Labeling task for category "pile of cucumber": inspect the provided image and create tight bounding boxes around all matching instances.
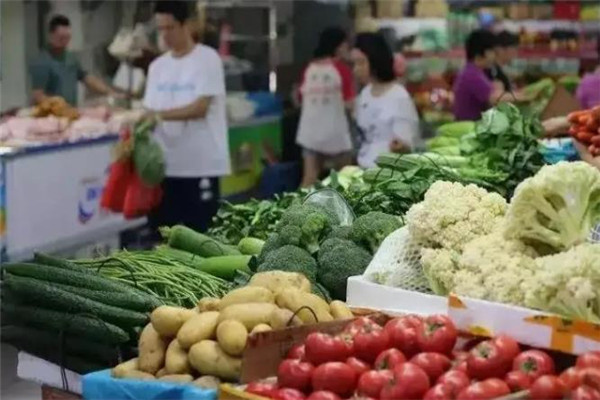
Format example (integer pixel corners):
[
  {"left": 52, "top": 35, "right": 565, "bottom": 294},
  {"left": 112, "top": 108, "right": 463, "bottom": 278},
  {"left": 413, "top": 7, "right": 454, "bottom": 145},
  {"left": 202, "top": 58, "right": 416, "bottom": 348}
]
[{"left": 1, "top": 253, "right": 161, "bottom": 374}]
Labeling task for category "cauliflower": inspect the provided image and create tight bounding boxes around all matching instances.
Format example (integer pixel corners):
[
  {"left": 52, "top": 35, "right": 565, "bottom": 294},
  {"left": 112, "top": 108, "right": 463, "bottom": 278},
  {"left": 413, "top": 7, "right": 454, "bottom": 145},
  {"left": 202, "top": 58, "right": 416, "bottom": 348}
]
[
  {"left": 504, "top": 161, "right": 600, "bottom": 255},
  {"left": 522, "top": 243, "right": 600, "bottom": 323},
  {"left": 420, "top": 247, "right": 461, "bottom": 295},
  {"left": 407, "top": 181, "right": 507, "bottom": 252}
]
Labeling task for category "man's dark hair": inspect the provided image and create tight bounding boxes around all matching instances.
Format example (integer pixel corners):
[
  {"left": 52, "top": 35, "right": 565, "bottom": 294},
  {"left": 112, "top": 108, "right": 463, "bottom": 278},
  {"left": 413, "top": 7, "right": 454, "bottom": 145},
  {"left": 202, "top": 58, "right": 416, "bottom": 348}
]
[
  {"left": 154, "top": 0, "right": 190, "bottom": 24},
  {"left": 49, "top": 15, "right": 70, "bottom": 32},
  {"left": 495, "top": 30, "right": 519, "bottom": 48},
  {"left": 465, "top": 29, "right": 497, "bottom": 61},
  {"left": 313, "top": 27, "right": 347, "bottom": 58},
  {"left": 354, "top": 32, "right": 395, "bottom": 82}
]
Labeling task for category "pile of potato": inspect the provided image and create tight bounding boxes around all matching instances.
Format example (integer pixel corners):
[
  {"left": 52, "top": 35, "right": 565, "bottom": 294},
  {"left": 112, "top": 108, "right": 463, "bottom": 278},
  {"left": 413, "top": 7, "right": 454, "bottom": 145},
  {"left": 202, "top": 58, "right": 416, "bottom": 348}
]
[{"left": 111, "top": 271, "right": 353, "bottom": 385}]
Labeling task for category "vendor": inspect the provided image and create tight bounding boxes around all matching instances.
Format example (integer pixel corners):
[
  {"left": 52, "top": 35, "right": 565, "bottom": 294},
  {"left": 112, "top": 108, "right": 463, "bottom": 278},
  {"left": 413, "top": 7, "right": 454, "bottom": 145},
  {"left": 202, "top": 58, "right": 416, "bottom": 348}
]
[
  {"left": 453, "top": 30, "right": 534, "bottom": 121},
  {"left": 296, "top": 27, "right": 355, "bottom": 188},
  {"left": 29, "top": 15, "right": 119, "bottom": 106},
  {"left": 143, "top": 0, "right": 230, "bottom": 233},
  {"left": 487, "top": 30, "right": 519, "bottom": 93},
  {"left": 576, "top": 36, "right": 600, "bottom": 109},
  {"left": 352, "top": 33, "right": 420, "bottom": 168}
]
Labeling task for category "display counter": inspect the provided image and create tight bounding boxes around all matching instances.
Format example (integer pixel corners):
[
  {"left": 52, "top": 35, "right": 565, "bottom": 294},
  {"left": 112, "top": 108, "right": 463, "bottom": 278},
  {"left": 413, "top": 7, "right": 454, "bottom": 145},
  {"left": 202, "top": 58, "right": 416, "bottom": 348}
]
[{"left": 0, "top": 115, "right": 281, "bottom": 262}]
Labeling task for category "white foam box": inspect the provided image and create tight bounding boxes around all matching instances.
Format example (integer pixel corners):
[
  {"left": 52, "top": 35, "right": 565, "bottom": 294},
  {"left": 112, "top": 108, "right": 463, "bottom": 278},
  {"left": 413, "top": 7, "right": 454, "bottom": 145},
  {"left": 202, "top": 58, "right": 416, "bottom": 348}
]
[
  {"left": 448, "top": 294, "right": 600, "bottom": 355},
  {"left": 346, "top": 275, "right": 446, "bottom": 316},
  {"left": 17, "top": 352, "right": 82, "bottom": 395}
]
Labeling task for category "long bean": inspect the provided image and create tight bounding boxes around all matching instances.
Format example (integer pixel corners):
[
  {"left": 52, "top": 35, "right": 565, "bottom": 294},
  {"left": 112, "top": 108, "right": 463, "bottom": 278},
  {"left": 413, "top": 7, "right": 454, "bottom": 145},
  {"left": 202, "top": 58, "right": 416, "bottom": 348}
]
[{"left": 74, "top": 250, "right": 232, "bottom": 308}]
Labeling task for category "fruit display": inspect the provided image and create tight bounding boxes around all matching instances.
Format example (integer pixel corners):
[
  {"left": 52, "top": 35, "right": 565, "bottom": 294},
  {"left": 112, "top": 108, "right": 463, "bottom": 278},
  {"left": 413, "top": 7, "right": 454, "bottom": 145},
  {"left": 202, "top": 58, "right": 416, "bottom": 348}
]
[{"left": 245, "top": 315, "right": 600, "bottom": 400}]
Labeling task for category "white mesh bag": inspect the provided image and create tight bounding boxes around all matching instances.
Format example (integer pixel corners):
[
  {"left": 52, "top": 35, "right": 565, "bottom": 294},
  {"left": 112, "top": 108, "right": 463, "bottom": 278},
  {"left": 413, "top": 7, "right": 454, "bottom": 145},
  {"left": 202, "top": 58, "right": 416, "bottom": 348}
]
[{"left": 362, "top": 226, "right": 432, "bottom": 293}]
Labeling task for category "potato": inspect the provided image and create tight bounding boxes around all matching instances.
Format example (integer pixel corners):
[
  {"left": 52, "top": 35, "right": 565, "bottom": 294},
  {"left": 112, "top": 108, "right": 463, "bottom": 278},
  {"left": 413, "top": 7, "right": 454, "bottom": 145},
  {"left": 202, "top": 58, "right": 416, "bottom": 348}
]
[
  {"left": 197, "top": 297, "right": 221, "bottom": 312},
  {"left": 138, "top": 323, "right": 168, "bottom": 374},
  {"left": 250, "top": 324, "right": 272, "bottom": 334},
  {"left": 193, "top": 376, "right": 221, "bottom": 389},
  {"left": 330, "top": 300, "right": 354, "bottom": 320},
  {"left": 165, "top": 339, "right": 191, "bottom": 374},
  {"left": 158, "top": 374, "right": 194, "bottom": 383},
  {"left": 269, "top": 307, "right": 302, "bottom": 330},
  {"left": 151, "top": 306, "right": 196, "bottom": 337},
  {"left": 276, "top": 289, "right": 333, "bottom": 324},
  {"left": 249, "top": 271, "right": 311, "bottom": 294},
  {"left": 156, "top": 368, "right": 168, "bottom": 378},
  {"left": 218, "top": 303, "right": 277, "bottom": 330},
  {"left": 218, "top": 287, "right": 274, "bottom": 310},
  {"left": 119, "top": 370, "right": 155, "bottom": 380},
  {"left": 177, "top": 311, "right": 220, "bottom": 349},
  {"left": 111, "top": 358, "right": 138, "bottom": 378},
  {"left": 188, "top": 340, "right": 242, "bottom": 381},
  {"left": 216, "top": 320, "right": 248, "bottom": 356}
]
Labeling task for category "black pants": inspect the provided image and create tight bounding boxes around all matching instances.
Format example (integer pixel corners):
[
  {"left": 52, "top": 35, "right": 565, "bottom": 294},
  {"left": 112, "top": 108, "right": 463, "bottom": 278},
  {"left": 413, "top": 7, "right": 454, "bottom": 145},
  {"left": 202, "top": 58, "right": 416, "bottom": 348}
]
[{"left": 149, "top": 177, "right": 220, "bottom": 235}]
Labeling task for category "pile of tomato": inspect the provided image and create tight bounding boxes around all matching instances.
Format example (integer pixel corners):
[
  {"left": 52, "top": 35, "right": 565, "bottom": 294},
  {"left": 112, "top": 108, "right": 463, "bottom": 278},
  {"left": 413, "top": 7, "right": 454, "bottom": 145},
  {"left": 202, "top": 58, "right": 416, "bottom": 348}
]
[
  {"left": 568, "top": 106, "right": 600, "bottom": 156},
  {"left": 244, "top": 314, "right": 600, "bottom": 400}
]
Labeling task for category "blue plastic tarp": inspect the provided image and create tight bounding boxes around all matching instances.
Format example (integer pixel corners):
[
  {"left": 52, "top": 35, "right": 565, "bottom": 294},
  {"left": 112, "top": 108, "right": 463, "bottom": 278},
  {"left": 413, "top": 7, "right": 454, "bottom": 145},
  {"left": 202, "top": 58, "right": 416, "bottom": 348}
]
[{"left": 83, "top": 370, "right": 217, "bottom": 400}]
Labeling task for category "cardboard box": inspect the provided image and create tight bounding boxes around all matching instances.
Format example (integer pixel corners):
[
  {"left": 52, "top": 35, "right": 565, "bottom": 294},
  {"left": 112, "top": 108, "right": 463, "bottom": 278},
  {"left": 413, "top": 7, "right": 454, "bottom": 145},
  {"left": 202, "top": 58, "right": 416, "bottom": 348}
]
[
  {"left": 346, "top": 275, "right": 447, "bottom": 316},
  {"left": 448, "top": 294, "right": 600, "bottom": 355},
  {"left": 541, "top": 85, "right": 582, "bottom": 120}
]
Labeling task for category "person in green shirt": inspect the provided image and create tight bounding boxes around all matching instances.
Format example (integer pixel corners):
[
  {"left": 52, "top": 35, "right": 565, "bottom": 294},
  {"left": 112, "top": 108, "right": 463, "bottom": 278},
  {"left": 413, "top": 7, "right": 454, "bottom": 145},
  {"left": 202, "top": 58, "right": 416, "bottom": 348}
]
[{"left": 29, "top": 15, "right": 120, "bottom": 106}]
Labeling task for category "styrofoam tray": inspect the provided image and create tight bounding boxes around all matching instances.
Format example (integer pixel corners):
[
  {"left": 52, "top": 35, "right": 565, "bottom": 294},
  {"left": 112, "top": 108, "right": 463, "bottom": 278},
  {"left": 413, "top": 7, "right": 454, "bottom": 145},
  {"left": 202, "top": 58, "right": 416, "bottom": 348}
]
[
  {"left": 346, "top": 275, "right": 446, "bottom": 315},
  {"left": 17, "top": 352, "right": 82, "bottom": 394}
]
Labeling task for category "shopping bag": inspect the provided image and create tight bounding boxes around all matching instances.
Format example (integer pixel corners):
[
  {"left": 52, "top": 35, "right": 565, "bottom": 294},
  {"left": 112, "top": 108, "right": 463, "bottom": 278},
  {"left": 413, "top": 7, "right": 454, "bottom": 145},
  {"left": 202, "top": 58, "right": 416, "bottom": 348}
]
[
  {"left": 100, "top": 159, "right": 133, "bottom": 212},
  {"left": 122, "top": 172, "right": 163, "bottom": 219}
]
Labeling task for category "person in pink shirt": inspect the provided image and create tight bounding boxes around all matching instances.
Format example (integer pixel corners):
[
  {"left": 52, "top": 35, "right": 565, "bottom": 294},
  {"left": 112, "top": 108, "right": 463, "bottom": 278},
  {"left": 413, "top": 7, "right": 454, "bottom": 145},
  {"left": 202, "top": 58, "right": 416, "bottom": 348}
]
[
  {"left": 576, "top": 38, "right": 600, "bottom": 109},
  {"left": 296, "top": 27, "right": 355, "bottom": 187}
]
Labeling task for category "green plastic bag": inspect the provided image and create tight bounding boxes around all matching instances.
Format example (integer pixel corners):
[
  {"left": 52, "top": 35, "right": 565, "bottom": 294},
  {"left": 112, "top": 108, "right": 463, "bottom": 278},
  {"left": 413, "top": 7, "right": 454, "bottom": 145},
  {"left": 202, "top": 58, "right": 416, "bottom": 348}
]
[{"left": 132, "top": 119, "right": 165, "bottom": 186}]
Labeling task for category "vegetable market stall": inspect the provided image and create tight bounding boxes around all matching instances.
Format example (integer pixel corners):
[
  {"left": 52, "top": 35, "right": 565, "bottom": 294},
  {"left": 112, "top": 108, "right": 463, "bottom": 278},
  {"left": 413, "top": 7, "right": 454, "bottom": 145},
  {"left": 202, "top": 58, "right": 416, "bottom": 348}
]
[{"left": 0, "top": 136, "right": 146, "bottom": 262}]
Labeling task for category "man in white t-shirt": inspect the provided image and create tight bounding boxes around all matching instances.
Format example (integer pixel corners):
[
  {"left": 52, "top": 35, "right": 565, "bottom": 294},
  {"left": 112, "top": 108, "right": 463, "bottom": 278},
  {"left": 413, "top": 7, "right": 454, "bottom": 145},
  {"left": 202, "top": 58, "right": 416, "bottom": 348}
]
[{"left": 143, "top": 0, "right": 230, "bottom": 232}]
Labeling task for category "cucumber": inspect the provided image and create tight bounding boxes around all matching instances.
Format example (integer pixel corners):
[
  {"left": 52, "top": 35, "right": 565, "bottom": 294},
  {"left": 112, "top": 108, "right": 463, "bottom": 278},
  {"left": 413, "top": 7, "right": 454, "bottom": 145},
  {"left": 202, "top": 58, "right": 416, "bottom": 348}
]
[
  {"left": 2, "top": 325, "right": 120, "bottom": 364},
  {"left": 196, "top": 255, "right": 252, "bottom": 280},
  {"left": 52, "top": 282, "right": 161, "bottom": 312},
  {"left": 2, "top": 302, "right": 130, "bottom": 344},
  {"left": 4, "top": 275, "right": 148, "bottom": 327},
  {"left": 160, "top": 225, "right": 241, "bottom": 257},
  {"left": 33, "top": 253, "right": 92, "bottom": 274},
  {"left": 3, "top": 263, "right": 144, "bottom": 294}
]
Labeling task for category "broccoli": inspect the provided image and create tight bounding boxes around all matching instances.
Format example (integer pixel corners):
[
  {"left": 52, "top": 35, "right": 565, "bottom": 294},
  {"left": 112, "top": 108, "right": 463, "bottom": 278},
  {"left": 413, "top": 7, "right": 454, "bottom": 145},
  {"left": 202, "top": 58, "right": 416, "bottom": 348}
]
[
  {"left": 350, "top": 211, "right": 403, "bottom": 254},
  {"left": 257, "top": 225, "right": 304, "bottom": 264},
  {"left": 317, "top": 239, "right": 372, "bottom": 300},
  {"left": 257, "top": 245, "right": 318, "bottom": 282},
  {"left": 325, "top": 225, "right": 352, "bottom": 241},
  {"left": 277, "top": 204, "right": 335, "bottom": 254}
]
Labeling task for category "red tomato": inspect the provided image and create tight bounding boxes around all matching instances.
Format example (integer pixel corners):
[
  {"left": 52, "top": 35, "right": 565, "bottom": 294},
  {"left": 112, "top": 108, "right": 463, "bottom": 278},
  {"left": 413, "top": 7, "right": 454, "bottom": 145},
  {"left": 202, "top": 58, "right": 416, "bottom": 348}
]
[
  {"left": 505, "top": 370, "right": 532, "bottom": 392},
  {"left": 344, "top": 317, "right": 380, "bottom": 336},
  {"left": 437, "top": 370, "right": 470, "bottom": 392},
  {"left": 357, "top": 369, "right": 393, "bottom": 398},
  {"left": 380, "top": 363, "right": 431, "bottom": 400},
  {"left": 346, "top": 357, "right": 370, "bottom": 376},
  {"left": 306, "top": 391, "right": 342, "bottom": 400},
  {"left": 277, "top": 359, "right": 314, "bottom": 392},
  {"left": 411, "top": 352, "right": 452, "bottom": 381},
  {"left": 529, "top": 375, "right": 568, "bottom": 400},
  {"left": 578, "top": 352, "right": 600, "bottom": 369},
  {"left": 512, "top": 350, "right": 555, "bottom": 380},
  {"left": 311, "top": 362, "right": 357, "bottom": 397},
  {"left": 458, "top": 379, "right": 510, "bottom": 400},
  {"left": 453, "top": 351, "right": 469, "bottom": 362},
  {"left": 453, "top": 359, "right": 468, "bottom": 374},
  {"left": 582, "top": 368, "right": 600, "bottom": 391},
  {"left": 384, "top": 316, "right": 422, "bottom": 357},
  {"left": 287, "top": 344, "right": 306, "bottom": 360},
  {"left": 461, "top": 338, "right": 484, "bottom": 352},
  {"left": 572, "top": 385, "right": 600, "bottom": 400},
  {"left": 467, "top": 340, "right": 509, "bottom": 380},
  {"left": 305, "top": 333, "right": 353, "bottom": 365},
  {"left": 353, "top": 326, "right": 390, "bottom": 363},
  {"left": 417, "top": 314, "right": 458, "bottom": 355},
  {"left": 246, "top": 381, "right": 278, "bottom": 398},
  {"left": 492, "top": 334, "right": 520, "bottom": 363},
  {"left": 374, "top": 348, "right": 406, "bottom": 370},
  {"left": 559, "top": 367, "right": 585, "bottom": 390},
  {"left": 274, "top": 388, "right": 306, "bottom": 400},
  {"left": 424, "top": 383, "right": 454, "bottom": 400}
]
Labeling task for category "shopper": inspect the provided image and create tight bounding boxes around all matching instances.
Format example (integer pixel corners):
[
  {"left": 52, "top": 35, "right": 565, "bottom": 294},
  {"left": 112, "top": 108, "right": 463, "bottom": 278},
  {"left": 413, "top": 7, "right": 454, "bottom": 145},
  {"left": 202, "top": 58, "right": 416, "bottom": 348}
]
[
  {"left": 352, "top": 33, "right": 420, "bottom": 168},
  {"left": 29, "top": 15, "right": 120, "bottom": 106},
  {"left": 576, "top": 37, "right": 600, "bottom": 109},
  {"left": 488, "top": 30, "right": 519, "bottom": 92},
  {"left": 296, "top": 27, "right": 355, "bottom": 187},
  {"left": 143, "top": 0, "right": 230, "bottom": 233}
]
